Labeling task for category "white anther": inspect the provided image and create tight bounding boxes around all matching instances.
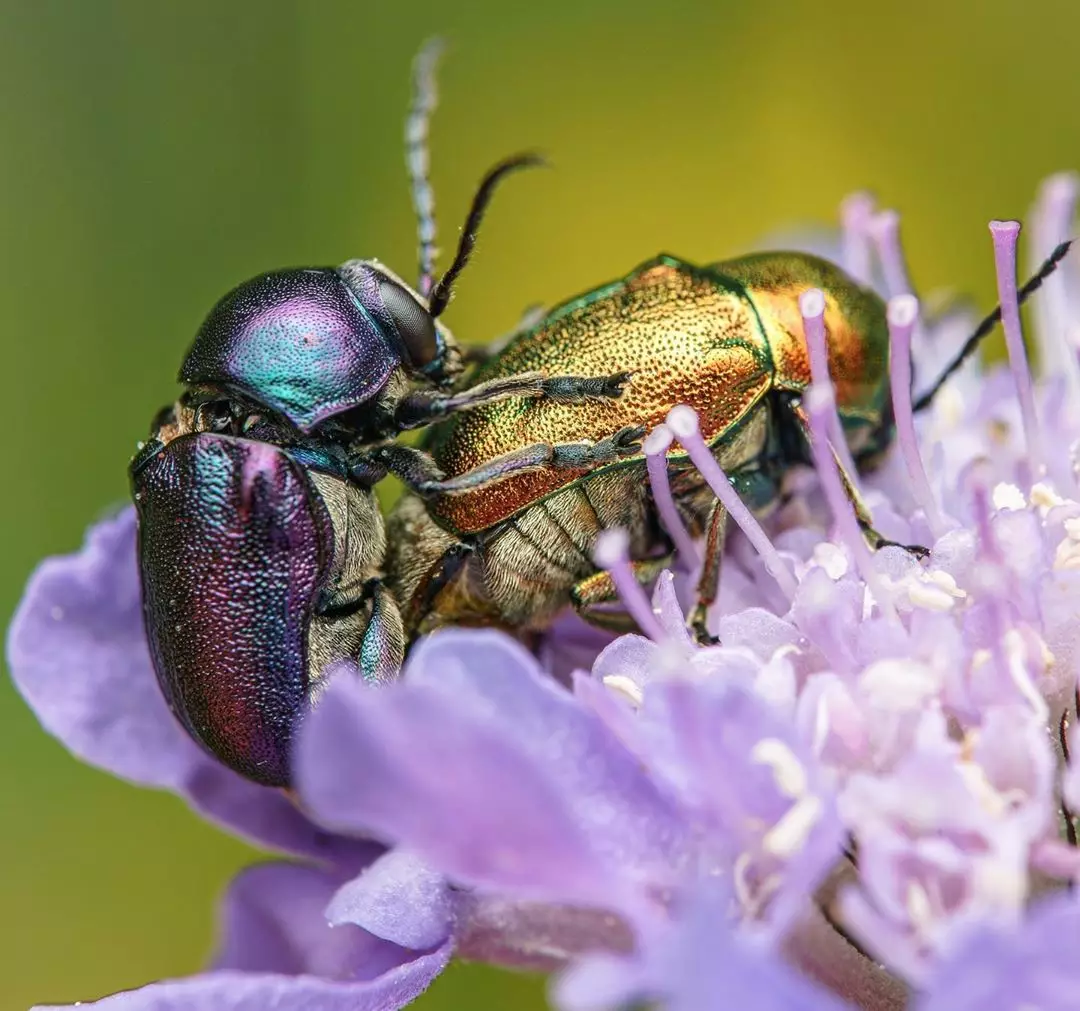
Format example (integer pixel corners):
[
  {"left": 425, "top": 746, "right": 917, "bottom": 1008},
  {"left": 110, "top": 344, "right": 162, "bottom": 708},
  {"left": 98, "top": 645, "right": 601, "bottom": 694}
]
[
  {"left": 813, "top": 542, "right": 849, "bottom": 580},
  {"left": 799, "top": 288, "right": 826, "bottom": 319},
  {"left": 665, "top": 404, "right": 700, "bottom": 439},
  {"left": 992, "top": 482, "right": 1026, "bottom": 511},
  {"left": 601, "top": 674, "right": 644, "bottom": 708},
  {"left": 593, "top": 528, "right": 630, "bottom": 569},
  {"left": 750, "top": 738, "right": 808, "bottom": 798},
  {"left": 762, "top": 795, "right": 824, "bottom": 858},
  {"left": 887, "top": 294, "right": 919, "bottom": 328},
  {"left": 1030, "top": 482, "right": 1064, "bottom": 511},
  {"left": 643, "top": 425, "right": 674, "bottom": 457}
]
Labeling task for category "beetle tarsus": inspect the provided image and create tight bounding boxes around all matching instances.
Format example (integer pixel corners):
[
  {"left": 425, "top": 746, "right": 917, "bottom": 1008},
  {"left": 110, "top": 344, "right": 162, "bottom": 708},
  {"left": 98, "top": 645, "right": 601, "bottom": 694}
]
[{"left": 541, "top": 371, "right": 632, "bottom": 401}]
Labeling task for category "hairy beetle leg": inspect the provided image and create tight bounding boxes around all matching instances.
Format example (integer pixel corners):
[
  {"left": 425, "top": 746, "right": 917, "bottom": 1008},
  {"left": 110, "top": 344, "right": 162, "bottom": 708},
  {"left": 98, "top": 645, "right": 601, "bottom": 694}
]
[
  {"left": 860, "top": 524, "right": 931, "bottom": 560},
  {"left": 461, "top": 304, "right": 547, "bottom": 365},
  {"left": 394, "top": 369, "right": 631, "bottom": 430},
  {"left": 571, "top": 554, "right": 674, "bottom": 634},
  {"left": 366, "top": 425, "right": 645, "bottom": 498},
  {"left": 688, "top": 499, "right": 728, "bottom": 644}
]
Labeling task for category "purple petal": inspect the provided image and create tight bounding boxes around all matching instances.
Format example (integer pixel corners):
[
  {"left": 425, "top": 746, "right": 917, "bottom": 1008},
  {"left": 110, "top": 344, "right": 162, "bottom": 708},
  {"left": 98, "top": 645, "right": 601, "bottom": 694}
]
[
  {"left": 557, "top": 886, "right": 854, "bottom": 1011},
  {"left": 213, "top": 862, "right": 410, "bottom": 980},
  {"left": 6, "top": 508, "right": 356, "bottom": 861},
  {"left": 32, "top": 946, "right": 451, "bottom": 1011},
  {"left": 917, "top": 891, "right": 1080, "bottom": 1011},
  {"left": 297, "top": 667, "right": 621, "bottom": 906},
  {"left": 327, "top": 850, "right": 454, "bottom": 951},
  {"left": 298, "top": 630, "right": 686, "bottom": 907}
]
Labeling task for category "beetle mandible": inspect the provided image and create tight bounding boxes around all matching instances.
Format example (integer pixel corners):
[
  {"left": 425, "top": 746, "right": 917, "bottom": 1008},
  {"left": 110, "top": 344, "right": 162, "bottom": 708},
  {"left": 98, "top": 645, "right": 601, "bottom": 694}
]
[{"left": 131, "top": 42, "right": 640, "bottom": 787}]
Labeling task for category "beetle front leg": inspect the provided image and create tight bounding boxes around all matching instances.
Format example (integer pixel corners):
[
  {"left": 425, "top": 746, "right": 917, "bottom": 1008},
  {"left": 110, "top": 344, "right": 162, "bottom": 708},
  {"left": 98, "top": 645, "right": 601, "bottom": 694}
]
[
  {"left": 394, "top": 369, "right": 632, "bottom": 430},
  {"left": 310, "top": 578, "right": 406, "bottom": 687},
  {"left": 356, "top": 425, "right": 645, "bottom": 497}
]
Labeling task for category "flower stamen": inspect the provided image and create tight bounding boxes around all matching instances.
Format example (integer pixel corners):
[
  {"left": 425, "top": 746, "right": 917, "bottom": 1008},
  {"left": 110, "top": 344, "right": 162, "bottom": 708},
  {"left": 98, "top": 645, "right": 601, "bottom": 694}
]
[
  {"left": 990, "top": 219, "right": 1044, "bottom": 484},
  {"left": 805, "top": 383, "right": 898, "bottom": 623},
  {"left": 665, "top": 405, "right": 798, "bottom": 601},
  {"left": 840, "top": 191, "right": 876, "bottom": 286},
  {"left": 801, "top": 288, "right": 861, "bottom": 488},
  {"left": 888, "top": 294, "right": 945, "bottom": 536},
  {"left": 644, "top": 424, "right": 700, "bottom": 566},
  {"left": 868, "top": 209, "right": 913, "bottom": 299},
  {"left": 593, "top": 528, "right": 667, "bottom": 642}
]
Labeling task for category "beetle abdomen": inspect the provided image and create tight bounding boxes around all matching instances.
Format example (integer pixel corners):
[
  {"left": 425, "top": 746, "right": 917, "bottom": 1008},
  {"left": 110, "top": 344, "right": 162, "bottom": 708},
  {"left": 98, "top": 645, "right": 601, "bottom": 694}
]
[{"left": 132, "top": 433, "right": 332, "bottom": 786}]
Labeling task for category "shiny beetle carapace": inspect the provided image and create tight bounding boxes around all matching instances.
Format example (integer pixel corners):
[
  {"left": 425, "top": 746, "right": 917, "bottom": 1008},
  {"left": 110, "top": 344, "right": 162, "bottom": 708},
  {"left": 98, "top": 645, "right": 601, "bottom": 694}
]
[
  {"left": 131, "top": 43, "right": 637, "bottom": 787},
  {"left": 387, "top": 244, "right": 1070, "bottom": 643}
]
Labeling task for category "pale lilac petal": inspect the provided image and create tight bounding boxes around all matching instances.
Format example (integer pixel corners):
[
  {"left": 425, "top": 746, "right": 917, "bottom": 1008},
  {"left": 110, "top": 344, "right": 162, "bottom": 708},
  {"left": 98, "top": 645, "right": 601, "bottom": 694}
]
[
  {"left": 399, "top": 631, "right": 688, "bottom": 884},
  {"left": 6, "top": 509, "right": 356, "bottom": 861},
  {"left": 213, "top": 862, "right": 409, "bottom": 980},
  {"left": 917, "top": 891, "right": 1080, "bottom": 1011},
  {"left": 327, "top": 850, "right": 454, "bottom": 951},
  {"left": 296, "top": 670, "right": 623, "bottom": 906},
  {"left": 32, "top": 946, "right": 451, "bottom": 1011}
]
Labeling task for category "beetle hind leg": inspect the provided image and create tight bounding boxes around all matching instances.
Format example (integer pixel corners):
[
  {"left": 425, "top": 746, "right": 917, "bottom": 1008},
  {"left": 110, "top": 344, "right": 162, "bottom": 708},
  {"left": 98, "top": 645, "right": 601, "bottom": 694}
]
[
  {"left": 688, "top": 500, "right": 728, "bottom": 645},
  {"left": 570, "top": 554, "right": 673, "bottom": 634}
]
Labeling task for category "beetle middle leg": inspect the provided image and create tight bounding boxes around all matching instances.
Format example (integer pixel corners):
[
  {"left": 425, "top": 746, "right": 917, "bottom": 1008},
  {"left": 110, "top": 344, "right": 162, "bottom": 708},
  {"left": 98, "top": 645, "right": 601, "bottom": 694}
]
[
  {"left": 460, "top": 304, "right": 547, "bottom": 366},
  {"left": 356, "top": 425, "right": 645, "bottom": 497},
  {"left": 394, "top": 369, "right": 632, "bottom": 430},
  {"left": 790, "top": 401, "right": 929, "bottom": 560},
  {"left": 571, "top": 555, "right": 675, "bottom": 633},
  {"left": 688, "top": 499, "right": 728, "bottom": 644}
]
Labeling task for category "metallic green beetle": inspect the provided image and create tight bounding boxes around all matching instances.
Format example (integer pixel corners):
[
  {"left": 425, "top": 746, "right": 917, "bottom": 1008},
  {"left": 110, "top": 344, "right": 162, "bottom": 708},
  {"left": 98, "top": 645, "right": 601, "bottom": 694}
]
[{"left": 386, "top": 244, "right": 1068, "bottom": 641}]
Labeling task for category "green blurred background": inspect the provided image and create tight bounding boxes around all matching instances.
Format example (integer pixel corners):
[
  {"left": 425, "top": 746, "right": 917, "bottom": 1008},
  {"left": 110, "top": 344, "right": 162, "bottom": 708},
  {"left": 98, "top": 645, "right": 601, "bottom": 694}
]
[{"left": 2, "top": 0, "right": 1079, "bottom": 1007}]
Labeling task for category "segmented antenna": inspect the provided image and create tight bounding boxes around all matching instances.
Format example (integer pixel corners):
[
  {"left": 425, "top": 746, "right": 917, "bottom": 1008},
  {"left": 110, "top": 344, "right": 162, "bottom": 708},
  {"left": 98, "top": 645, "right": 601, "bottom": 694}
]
[
  {"left": 912, "top": 240, "right": 1073, "bottom": 413},
  {"left": 427, "top": 153, "right": 546, "bottom": 319},
  {"left": 407, "top": 38, "right": 444, "bottom": 299}
]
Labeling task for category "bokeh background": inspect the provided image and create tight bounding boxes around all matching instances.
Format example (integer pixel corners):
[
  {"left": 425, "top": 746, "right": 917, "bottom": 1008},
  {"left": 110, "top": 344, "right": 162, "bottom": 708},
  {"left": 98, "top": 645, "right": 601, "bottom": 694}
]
[{"left": 3, "top": 0, "right": 1080, "bottom": 1007}]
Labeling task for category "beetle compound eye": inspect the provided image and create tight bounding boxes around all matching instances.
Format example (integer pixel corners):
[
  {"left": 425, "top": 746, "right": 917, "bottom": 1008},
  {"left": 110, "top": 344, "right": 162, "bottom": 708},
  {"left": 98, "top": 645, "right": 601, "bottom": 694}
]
[
  {"left": 194, "top": 401, "right": 233, "bottom": 434},
  {"left": 379, "top": 278, "right": 439, "bottom": 368}
]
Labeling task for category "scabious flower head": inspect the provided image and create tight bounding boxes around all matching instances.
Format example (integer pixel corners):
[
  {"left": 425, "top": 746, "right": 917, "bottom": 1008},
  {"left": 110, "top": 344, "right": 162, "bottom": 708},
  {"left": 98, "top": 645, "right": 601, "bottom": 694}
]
[{"left": 9, "top": 172, "right": 1080, "bottom": 1009}]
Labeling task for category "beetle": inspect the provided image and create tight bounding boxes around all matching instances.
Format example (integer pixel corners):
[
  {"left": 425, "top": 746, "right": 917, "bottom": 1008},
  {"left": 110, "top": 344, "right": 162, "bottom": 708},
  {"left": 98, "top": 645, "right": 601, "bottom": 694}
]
[
  {"left": 387, "top": 243, "right": 1070, "bottom": 643},
  {"left": 130, "top": 43, "right": 639, "bottom": 787}
]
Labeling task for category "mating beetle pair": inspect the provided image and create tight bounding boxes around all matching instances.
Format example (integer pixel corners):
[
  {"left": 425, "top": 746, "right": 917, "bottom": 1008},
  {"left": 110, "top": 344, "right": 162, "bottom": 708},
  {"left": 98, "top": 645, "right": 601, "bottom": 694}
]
[
  {"left": 131, "top": 46, "right": 638, "bottom": 786},
  {"left": 132, "top": 44, "right": 1070, "bottom": 789}
]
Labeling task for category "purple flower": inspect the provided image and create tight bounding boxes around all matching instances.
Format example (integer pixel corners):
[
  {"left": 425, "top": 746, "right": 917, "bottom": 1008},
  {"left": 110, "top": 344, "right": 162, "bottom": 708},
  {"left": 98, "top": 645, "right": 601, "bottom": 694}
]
[
  {"left": 12, "top": 174, "right": 1080, "bottom": 1010},
  {"left": 6, "top": 509, "right": 449, "bottom": 1009}
]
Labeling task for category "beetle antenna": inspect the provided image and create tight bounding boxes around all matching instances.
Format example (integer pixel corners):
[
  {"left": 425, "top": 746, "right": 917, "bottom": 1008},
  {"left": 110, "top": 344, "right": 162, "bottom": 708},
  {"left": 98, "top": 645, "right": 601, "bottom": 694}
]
[
  {"left": 407, "top": 37, "right": 444, "bottom": 299},
  {"left": 428, "top": 152, "right": 547, "bottom": 319},
  {"left": 912, "top": 239, "right": 1073, "bottom": 413}
]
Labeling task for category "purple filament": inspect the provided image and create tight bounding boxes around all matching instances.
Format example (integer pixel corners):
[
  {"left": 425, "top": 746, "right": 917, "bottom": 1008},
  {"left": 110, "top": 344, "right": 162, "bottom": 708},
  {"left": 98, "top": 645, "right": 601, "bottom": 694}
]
[{"left": 644, "top": 424, "right": 700, "bottom": 566}]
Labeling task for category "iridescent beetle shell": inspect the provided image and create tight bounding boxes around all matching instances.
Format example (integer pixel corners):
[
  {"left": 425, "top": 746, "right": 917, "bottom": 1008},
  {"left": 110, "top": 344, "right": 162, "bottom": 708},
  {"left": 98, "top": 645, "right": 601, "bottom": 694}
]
[
  {"left": 179, "top": 262, "right": 452, "bottom": 433},
  {"left": 132, "top": 431, "right": 396, "bottom": 786}
]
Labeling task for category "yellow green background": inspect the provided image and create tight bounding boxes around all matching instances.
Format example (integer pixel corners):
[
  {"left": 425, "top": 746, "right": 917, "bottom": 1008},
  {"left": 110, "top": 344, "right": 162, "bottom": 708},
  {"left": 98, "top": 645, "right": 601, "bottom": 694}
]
[{"left": 3, "top": 1, "right": 1079, "bottom": 1007}]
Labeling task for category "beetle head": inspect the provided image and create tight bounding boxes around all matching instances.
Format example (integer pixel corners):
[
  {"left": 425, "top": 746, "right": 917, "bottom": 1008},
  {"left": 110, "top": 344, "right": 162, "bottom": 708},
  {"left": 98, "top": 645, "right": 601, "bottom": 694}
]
[{"left": 177, "top": 263, "right": 459, "bottom": 434}]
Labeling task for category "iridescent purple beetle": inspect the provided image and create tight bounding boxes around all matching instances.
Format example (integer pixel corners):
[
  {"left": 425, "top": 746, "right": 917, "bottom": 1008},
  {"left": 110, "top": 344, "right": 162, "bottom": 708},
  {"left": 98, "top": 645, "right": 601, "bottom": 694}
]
[{"left": 130, "top": 44, "right": 633, "bottom": 786}]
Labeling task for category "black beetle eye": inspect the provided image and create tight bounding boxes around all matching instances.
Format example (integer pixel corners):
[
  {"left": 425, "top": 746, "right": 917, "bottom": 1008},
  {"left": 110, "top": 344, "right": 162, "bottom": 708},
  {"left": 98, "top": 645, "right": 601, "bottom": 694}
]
[
  {"left": 194, "top": 401, "right": 233, "bottom": 433},
  {"left": 378, "top": 278, "right": 439, "bottom": 368}
]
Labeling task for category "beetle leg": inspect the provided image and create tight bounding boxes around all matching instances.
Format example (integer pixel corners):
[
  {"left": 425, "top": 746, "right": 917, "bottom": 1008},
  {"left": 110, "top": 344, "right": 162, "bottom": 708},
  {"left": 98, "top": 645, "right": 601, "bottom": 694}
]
[
  {"left": 790, "top": 402, "right": 930, "bottom": 560},
  {"left": 394, "top": 369, "right": 632, "bottom": 430},
  {"left": 364, "top": 425, "right": 645, "bottom": 497},
  {"left": 571, "top": 555, "right": 675, "bottom": 633},
  {"left": 461, "top": 303, "right": 547, "bottom": 365},
  {"left": 356, "top": 579, "right": 407, "bottom": 683},
  {"left": 688, "top": 499, "right": 728, "bottom": 644}
]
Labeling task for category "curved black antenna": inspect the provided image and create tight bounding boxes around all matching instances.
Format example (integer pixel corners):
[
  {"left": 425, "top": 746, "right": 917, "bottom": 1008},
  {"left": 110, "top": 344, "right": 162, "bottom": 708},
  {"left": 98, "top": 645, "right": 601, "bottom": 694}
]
[
  {"left": 912, "top": 239, "right": 1073, "bottom": 413},
  {"left": 428, "top": 153, "right": 547, "bottom": 319},
  {"left": 407, "top": 38, "right": 444, "bottom": 299}
]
